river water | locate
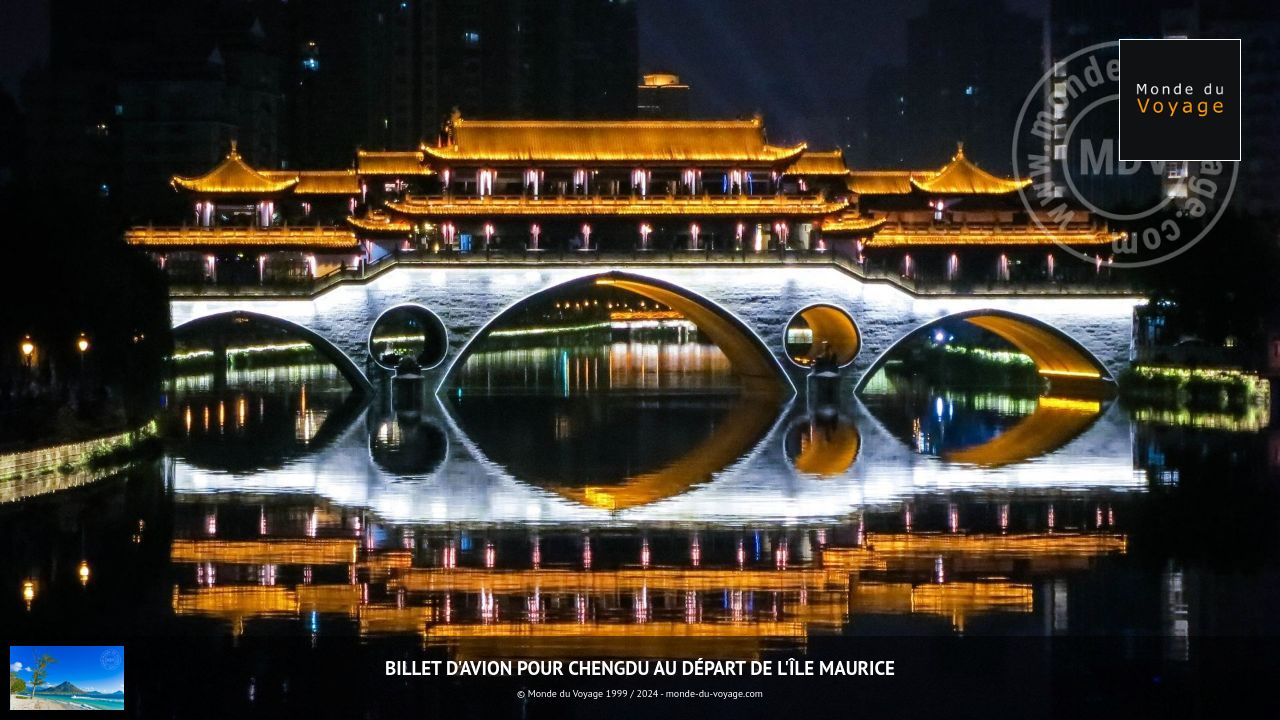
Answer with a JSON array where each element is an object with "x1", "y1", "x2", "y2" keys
[{"x1": 4, "y1": 328, "x2": 1278, "y2": 715}]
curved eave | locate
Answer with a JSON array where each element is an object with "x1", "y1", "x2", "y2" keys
[
  {"x1": 819, "y1": 216, "x2": 887, "y2": 234},
  {"x1": 908, "y1": 176, "x2": 1032, "y2": 195},
  {"x1": 172, "y1": 176, "x2": 300, "y2": 194},
  {"x1": 384, "y1": 195, "x2": 848, "y2": 218},
  {"x1": 419, "y1": 143, "x2": 808, "y2": 166},
  {"x1": 345, "y1": 215, "x2": 413, "y2": 233}
]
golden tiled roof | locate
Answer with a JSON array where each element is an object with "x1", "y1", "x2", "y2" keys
[
  {"x1": 356, "y1": 150, "x2": 430, "y2": 175},
  {"x1": 910, "y1": 144, "x2": 1031, "y2": 194},
  {"x1": 819, "y1": 211, "x2": 886, "y2": 234},
  {"x1": 263, "y1": 170, "x2": 361, "y2": 195},
  {"x1": 848, "y1": 145, "x2": 1032, "y2": 196},
  {"x1": 384, "y1": 194, "x2": 847, "y2": 217},
  {"x1": 786, "y1": 149, "x2": 850, "y2": 176},
  {"x1": 421, "y1": 114, "x2": 806, "y2": 164},
  {"x1": 346, "y1": 212, "x2": 413, "y2": 233},
  {"x1": 846, "y1": 170, "x2": 919, "y2": 195},
  {"x1": 172, "y1": 141, "x2": 298, "y2": 194},
  {"x1": 866, "y1": 226, "x2": 1119, "y2": 246},
  {"x1": 125, "y1": 226, "x2": 360, "y2": 248}
]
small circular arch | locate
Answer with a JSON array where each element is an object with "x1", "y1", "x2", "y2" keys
[
  {"x1": 368, "y1": 304, "x2": 449, "y2": 371},
  {"x1": 783, "y1": 303, "x2": 861, "y2": 369}
]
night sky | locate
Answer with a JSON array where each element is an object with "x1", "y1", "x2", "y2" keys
[
  {"x1": 638, "y1": 0, "x2": 1045, "y2": 146},
  {"x1": 0, "y1": 0, "x2": 1047, "y2": 147}
]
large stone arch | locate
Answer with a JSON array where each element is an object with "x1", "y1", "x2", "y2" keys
[
  {"x1": 854, "y1": 308, "x2": 1114, "y2": 395},
  {"x1": 438, "y1": 270, "x2": 795, "y2": 397},
  {"x1": 174, "y1": 310, "x2": 373, "y2": 393}
]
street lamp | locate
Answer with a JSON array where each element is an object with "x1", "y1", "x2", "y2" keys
[
  {"x1": 77, "y1": 333, "x2": 90, "y2": 375},
  {"x1": 20, "y1": 336, "x2": 35, "y2": 369},
  {"x1": 78, "y1": 560, "x2": 91, "y2": 587},
  {"x1": 22, "y1": 579, "x2": 35, "y2": 610}
]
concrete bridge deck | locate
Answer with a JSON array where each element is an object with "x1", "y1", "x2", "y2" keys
[{"x1": 168, "y1": 259, "x2": 1144, "y2": 396}]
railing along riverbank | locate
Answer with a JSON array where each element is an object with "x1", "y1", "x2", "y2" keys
[{"x1": 0, "y1": 421, "x2": 159, "y2": 503}]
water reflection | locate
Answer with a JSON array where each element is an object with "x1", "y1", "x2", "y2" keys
[
  {"x1": 861, "y1": 388, "x2": 1106, "y2": 467},
  {"x1": 448, "y1": 394, "x2": 778, "y2": 510},
  {"x1": 160, "y1": 495, "x2": 1135, "y2": 653},
  {"x1": 13, "y1": 318, "x2": 1277, "y2": 665},
  {"x1": 164, "y1": 366, "x2": 360, "y2": 473},
  {"x1": 451, "y1": 335, "x2": 739, "y2": 395}
]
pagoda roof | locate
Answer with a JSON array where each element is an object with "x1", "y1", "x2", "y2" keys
[
  {"x1": 172, "y1": 142, "x2": 299, "y2": 194},
  {"x1": 847, "y1": 144, "x2": 1033, "y2": 196},
  {"x1": 356, "y1": 150, "x2": 430, "y2": 175},
  {"x1": 263, "y1": 170, "x2": 361, "y2": 195},
  {"x1": 125, "y1": 226, "x2": 360, "y2": 249},
  {"x1": 421, "y1": 114, "x2": 806, "y2": 165},
  {"x1": 909, "y1": 144, "x2": 1031, "y2": 195},
  {"x1": 786, "y1": 149, "x2": 850, "y2": 177},
  {"x1": 384, "y1": 194, "x2": 847, "y2": 218}
]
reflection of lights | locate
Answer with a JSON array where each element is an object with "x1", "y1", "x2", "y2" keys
[
  {"x1": 485, "y1": 542, "x2": 496, "y2": 569},
  {"x1": 22, "y1": 579, "x2": 35, "y2": 609},
  {"x1": 78, "y1": 560, "x2": 91, "y2": 586},
  {"x1": 640, "y1": 538, "x2": 651, "y2": 568}
]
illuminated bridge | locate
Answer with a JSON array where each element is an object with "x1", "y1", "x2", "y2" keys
[{"x1": 167, "y1": 262, "x2": 1141, "y2": 397}]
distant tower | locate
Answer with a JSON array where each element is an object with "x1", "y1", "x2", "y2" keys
[{"x1": 637, "y1": 73, "x2": 691, "y2": 118}]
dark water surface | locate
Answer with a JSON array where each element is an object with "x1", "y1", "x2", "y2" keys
[{"x1": 5, "y1": 336, "x2": 1279, "y2": 717}]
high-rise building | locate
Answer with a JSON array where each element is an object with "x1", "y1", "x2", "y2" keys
[
  {"x1": 863, "y1": 0, "x2": 1041, "y2": 173},
  {"x1": 25, "y1": 0, "x2": 639, "y2": 215},
  {"x1": 286, "y1": 0, "x2": 639, "y2": 163}
]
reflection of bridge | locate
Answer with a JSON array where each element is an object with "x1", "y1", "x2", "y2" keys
[
  {"x1": 169, "y1": 263, "x2": 1141, "y2": 395},
  {"x1": 168, "y1": 396, "x2": 1142, "y2": 527}
]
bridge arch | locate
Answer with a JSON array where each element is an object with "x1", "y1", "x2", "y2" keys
[
  {"x1": 854, "y1": 308, "x2": 1113, "y2": 394},
  {"x1": 174, "y1": 310, "x2": 372, "y2": 393},
  {"x1": 439, "y1": 270, "x2": 795, "y2": 397}
]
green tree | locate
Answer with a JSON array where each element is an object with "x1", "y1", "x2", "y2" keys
[
  {"x1": 9, "y1": 671, "x2": 25, "y2": 694},
  {"x1": 29, "y1": 654, "x2": 55, "y2": 700}
]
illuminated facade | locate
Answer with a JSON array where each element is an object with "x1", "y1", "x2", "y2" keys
[{"x1": 127, "y1": 115, "x2": 1118, "y2": 288}]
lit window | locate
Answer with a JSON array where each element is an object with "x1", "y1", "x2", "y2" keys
[
  {"x1": 301, "y1": 57, "x2": 320, "y2": 71},
  {"x1": 964, "y1": 85, "x2": 975, "y2": 96},
  {"x1": 463, "y1": 31, "x2": 480, "y2": 47}
]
